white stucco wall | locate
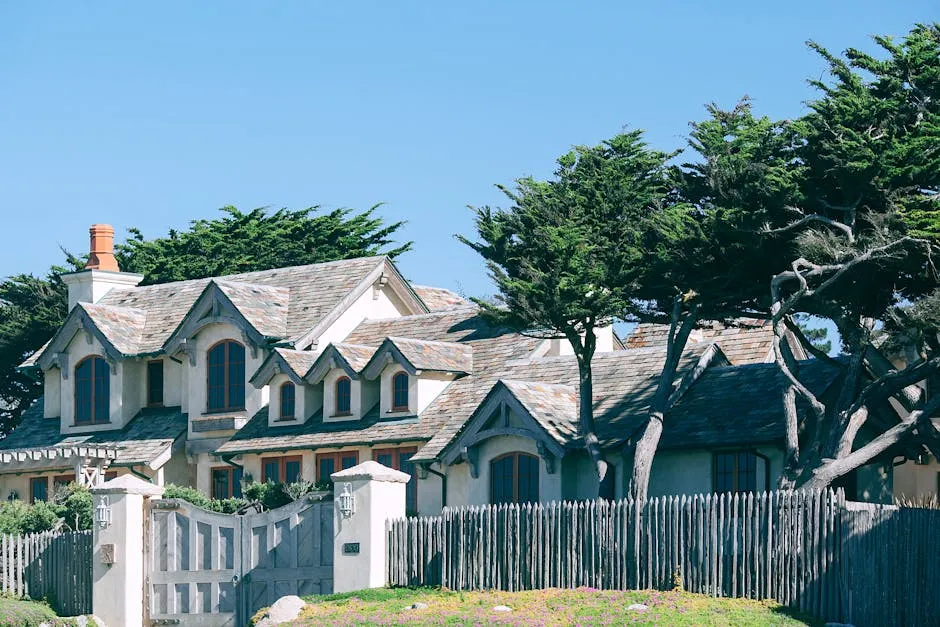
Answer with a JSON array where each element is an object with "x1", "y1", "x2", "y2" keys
[
  {"x1": 312, "y1": 285, "x2": 406, "y2": 350},
  {"x1": 379, "y1": 365, "x2": 415, "y2": 416},
  {"x1": 43, "y1": 369, "x2": 61, "y2": 418},
  {"x1": 267, "y1": 373, "x2": 309, "y2": 426},
  {"x1": 894, "y1": 457, "x2": 939, "y2": 499},
  {"x1": 323, "y1": 370, "x2": 364, "y2": 422},
  {"x1": 57, "y1": 332, "x2": 135, "y2": 433},
  {"x1": 546, "y1": 325, "x2": 616, "y2": 356}
]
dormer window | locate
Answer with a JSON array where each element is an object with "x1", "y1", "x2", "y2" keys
[
  {"x1": 207, "y1": 340, "x2": 245, "y2": 412},
  {"x1": 75, "y1": 356, "x2": 109, "y2": 425},
  {"x1": 279, "y1": 382, "x2": 296, "y2": 421},
  {"x1": 335, "y1": 377, "x2": 352, "y2": 416},
  {"x1": 391, "y1": 371, "x2": 409, "y2": 412}
]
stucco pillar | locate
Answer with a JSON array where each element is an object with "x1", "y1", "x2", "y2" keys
[
  {"x1": 331, "y1": 460, "x2": 409, "y2": 593},
  {"x1": 91, "y1": 475, "x2": 164, "y2": 627}
]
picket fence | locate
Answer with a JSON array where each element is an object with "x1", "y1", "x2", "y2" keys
[
  {"x1": 387, "y1": 489, "x2": 938, "y2": 626},
  {"x1": 0, "y1": 530, "x2": 93, "y2": 616}
]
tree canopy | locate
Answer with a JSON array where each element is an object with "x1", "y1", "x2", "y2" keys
[{"x1": 0, "y1": 205, "x2": 411, "y2": 434}]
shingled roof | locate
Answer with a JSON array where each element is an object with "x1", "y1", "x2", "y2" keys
[
  {"x1": 0, "y1": 402, "x2": 188, "y2": 468},
  {"x1": 362, "y1": 336, "x2": 473, "y2": 377},
  {"x1": 624, "y1": 319, "x2": 778, "y2": 365},
  {"x1": 410, "y1": 285, "x2": 470, "y2": 311},
  {"x1": 500, "y1": 380, "x2": 579, "y2": 444}
]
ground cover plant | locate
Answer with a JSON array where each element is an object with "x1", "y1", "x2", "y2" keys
[
  {"x1": 289, "y1": 587, "x2": 820, "y2": 626},
  {"x1": 0, "y1": 593, "x2": 77, "y2": 627}
]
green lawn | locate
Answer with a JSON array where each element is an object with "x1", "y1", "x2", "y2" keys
[
  {"x1": 290, "y1": 587, "x2": 821, "y2": 626},
  {"x1": 0, "y1": 595, "x2": 75, "y2": 627}
]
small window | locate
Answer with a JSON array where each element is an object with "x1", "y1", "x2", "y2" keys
[
  {"x1": 207, "y1": 340, "x2": 246, "y2": 412},
  {"x1": 278, "y1": 382, "x2": 296, "y2": 421},
  {"x1": 75, "y1": 356, "x2": 110, "y2": 425},
  {"x1": 490, "y1": 452, "x2": 539, "y2": 504},
  {"x1": 713, "y1": 451, "x2": 758, "y2": 494},
  {"x1": 261, "y1": 455, "x2": 303, "y2": 484},
  {"x1": 211, "y1": 467, "x2": 243, "y2": 499},
  {"x1": 30, "y1": 477, "x2": 49, "y2": 503},
  {"x1": 335, "y1": 377, "x2": 352, "y2": 415},
  {"x1": 373, "y1": 447, "x2": 418, "y2": 512},
  {"x1": 147, "y1": 360, "x2": 164, "y2": 406},
  {"x1": 391, "y1": 372, "x2": 409, "y2": 411},
  {"x1": 316, "y1": 451, "x2": 359, "y2": 483}
]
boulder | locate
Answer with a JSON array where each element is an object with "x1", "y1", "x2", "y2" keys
[
  {"x1": 403, "y1": 602, "x2": 429, "y2": 610},
  {"x1": 627, "y1": 603, "x2": 649, "y2": 611},
  {"x1": 255, "y1": 595, "x2": 307, "y2": 626},
  {"x1": 493, "y1": 605, "x2": 513, "y2": 612}
]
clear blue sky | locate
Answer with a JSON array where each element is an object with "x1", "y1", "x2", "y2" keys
[{"x1": 0, "y1": 2, "x2": 934, "y2": 297}]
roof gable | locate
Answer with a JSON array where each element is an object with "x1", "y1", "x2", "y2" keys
[
  {"x1": 250, "y1": 347, "x2": 320, "y2": 386},
  {"x1": 36, "y1": 303, "x2": 145, "y2": 370},
  {"x1": 305, "y1": 343, "x2": 378, "y2": 383},
  {"x1": 360, "y1": 336, "x2": 473, "y2": 378}
]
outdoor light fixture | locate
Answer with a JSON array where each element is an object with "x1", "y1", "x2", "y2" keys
[
  {"x1": 95, "y1": 495, "x2": 112, "y2": 529},
  {"x1": 338, "y1": 483, "x2": 356, "y2": 517}
]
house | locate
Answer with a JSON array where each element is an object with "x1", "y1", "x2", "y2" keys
[{"x1": 1, "y1": 224, "x2": 914, "y2": 511}]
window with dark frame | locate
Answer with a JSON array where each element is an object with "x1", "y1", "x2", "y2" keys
[
  {"x1": 260, "y1": 455, "x2": 302, "y2": 484},
  {"x1": 335, "y1": 377, "x2": 352, "y2": 415},
  {"x1": 30, "y1": 477, "x2": 48, "y2": 503},
  {"x1": 75, "y1": 356, "x2": 110, "y2": 425},
  {"x1": 373, "y1": 447, "x2": 418, "y2": 512},
  {"x1": 713, "y1": 451, "x2": 758, "y2": 494},
  {"x1": 147, "y1": 360, "x2": 164, "y2": 406},
  {"x1": 279, "y1": 382, "x2": 296, "y2": 420},
  {"x1": 316, "y1": 451, "x2": 359, "y2": 483},
  {"x1": 490, "y1": 452, "x2": 539, "y2": 504},
  {"x1": 206, "y1": 340, "x2": 246, "y2": 412},
  {"x1": 211, "y1": 466, "x2": 243, "y2": 499},
  {"x1": 391, "y1": 371, "x2": 409, "y2": 411}
]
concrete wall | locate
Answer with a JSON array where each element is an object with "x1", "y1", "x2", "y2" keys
[{"x1": 894, "y1": 456, "x2": 940, "y2": 499}]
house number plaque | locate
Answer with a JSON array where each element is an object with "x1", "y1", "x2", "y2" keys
[
  {"x1": 101, "y1": 543, "x2": 115, "y2": 565},
  {"x1": 343, "y1": 542, "x2": 360, "y2": 555}
]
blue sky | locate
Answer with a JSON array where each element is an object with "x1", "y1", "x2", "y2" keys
[{"x1": 0, "y1": 2, "x2": 934, "y2": 298}]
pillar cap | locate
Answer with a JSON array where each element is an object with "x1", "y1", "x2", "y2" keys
[
  {"x1": 90, "y1": 474, "x2": 165, "y2": 497},
  {"x1": 331, "y1": 460, "x2": 410, "y2": 484}
]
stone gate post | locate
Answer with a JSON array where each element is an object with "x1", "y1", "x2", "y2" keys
[
  {"x1": 331, "y1": 461, "x2": 409, "y2": 593},
  {"x1": 90, "y1": 475, "x2": 164, "y2": 627}
]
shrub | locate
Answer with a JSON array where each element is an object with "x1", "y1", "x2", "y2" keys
[
  {"x1": 54, "y1": 483, "x2": 92, "y2": 531},
  {"x1": 0, "y1": 594, "x2": 62, "y2": 626}
]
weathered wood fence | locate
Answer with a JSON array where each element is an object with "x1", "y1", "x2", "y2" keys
[
  {"x1": 0, "y1": 530, "x2": 93, "y2": 616},
  {"x1": 388, "y1": 489, "x2": 939, "y2": 626}
]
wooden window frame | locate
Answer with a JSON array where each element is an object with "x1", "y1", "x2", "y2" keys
[
  {"x1": 146, "y1": 360, "x2": 164, "y2": 407},
  {"x1": 206, "y1": 340, "x2": 246, "y2": 413},
  {"x1": 373, "y1": 447, "x2": 417, "y2": 511},
  {"x1": 261, "y1": 455, "x2": 303, "y2": 484},
  {"x1": 391, "y1": 371, "x2": 410, "y2": 412},
  {"x1": 334, "y1": 377, "x2": 352, "y2": 416},
  {"x1": 278, "y1": 381, "x2": 296, "y2": 421},
  {"x1": 712, "y1": 451, "x2": 759, "y2": 494},
  {"x1": 210, "y1": 466, "x2": 242, "y2": 499},
  {"x1": 30, "y1": 477, "x2": 49, "y2": 503},
  {"x1": 316, "y1": 451, "x2": 360, "y2": 482},
  {"x1": 489, "y1": 452, "x2": 540, "y2": 505},
  {"x1": 74, "y1": 355, "x2": 110, "y2": 425}
]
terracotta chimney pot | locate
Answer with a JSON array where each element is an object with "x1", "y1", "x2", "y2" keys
[{"x1": 87, "y1": 224, "x2": 119, "y2": 272}]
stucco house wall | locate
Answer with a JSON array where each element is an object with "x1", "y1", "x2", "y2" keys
[{"x1": 894, "y1": 457, "x2": 939, "y2": 499}]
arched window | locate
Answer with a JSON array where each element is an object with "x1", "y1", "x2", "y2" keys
[
  {"x1": 279, "y1": 382, "x2": 296, "y2": 421},
  {"x1": 75, "y1": 356, "x2": 110, "y2": 424},
  {"x1": 490, "y1": 452, "x2": 539, "y2": 504},
  {"x1": 335, "y1": 377, "x2": 351, "y2": 415},
  {"x1": 391, "y1": 371, "x2": 409, "y2": 411},
  {"x1": 206, "y1": 340, "x2": 245, "y2": 412}
]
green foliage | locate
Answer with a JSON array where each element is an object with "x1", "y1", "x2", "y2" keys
[
  {"x1": 53, "y1": 483, "x2": 93, "y2": 532},
  {"x1": 162, "y1": 483, "x2": 249, "y2": 514},
  {"x1": 0, "y1": 594, "x2": 65, "y2": 627},
  {"x1": 0, "y1": 500, "x2": 60, "y2": 536},
  {"x1": 0, "y1": 205, "x2": 411, "y2": 436},
  {"x1": 793, "y1": 315, "x2": 832, "y2": 355},
  {"x1": 163, "y1": 480, "x2": 323, "y2": 514}
]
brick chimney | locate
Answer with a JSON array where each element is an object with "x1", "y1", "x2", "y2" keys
[
  {"x1": 86, "y1": 224, "x2": 119, "y2": 272},
  {"x1": 61, "y1": 224, "x2": 143, "y2": 310}
]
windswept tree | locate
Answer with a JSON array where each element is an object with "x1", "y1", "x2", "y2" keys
[
  {"x1": 0, "y1": 205, "x2": 412, "y2": 434},
  {"x1": 460, "y1": 131, "x2": 677, "y2": 482},
  {"x1": 768, "y1": 23, "x2": 940, "y2": 489}
]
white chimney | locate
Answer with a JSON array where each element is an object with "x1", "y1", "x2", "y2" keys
[{"x1": 60, "y1": 224, "x2": 143, "y2": 310}]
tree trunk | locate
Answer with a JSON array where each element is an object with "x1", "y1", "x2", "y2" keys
[{"x1": 570, "y1": 324, "x2": 607, "y2": 481}]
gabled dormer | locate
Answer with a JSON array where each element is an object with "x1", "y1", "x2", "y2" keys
[
  {"x1": 250, "y1": 348, "x2": 320, "y2": 426},
  {"x1": 305, "y1": 343, "x2": 377, "y2": 422},
  {"x1": 360, "y1": 336, "x2": 472, "y2": 417}
]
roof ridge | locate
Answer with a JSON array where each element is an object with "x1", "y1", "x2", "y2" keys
[
  {"x1": 358, "y1": 305, "x2": 480, "y2": 325},
  {"x1": 386, "y1": 335, "x2": 469, "y2": 347}
]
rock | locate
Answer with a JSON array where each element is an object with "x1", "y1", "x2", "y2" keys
[
  {"x1": 627, "y1": 603, "x2": 649, "y2": 611},
  {"x1": 257, "y1": 595, "x2": 306, "y2": 626},
  {"x1": 409, "y1": 602, "x2": 429, "y2": 609},
  {"x1": 493, "y1": 605, "x2": 513, "y2": 612}
]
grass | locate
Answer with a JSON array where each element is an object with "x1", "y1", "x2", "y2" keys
[
  {"x1": 0, "y1": 594, "x2": 76, "y2": 627},
  {"x1": 287, "y1": 587, "x2": 821, "y2": 626}
]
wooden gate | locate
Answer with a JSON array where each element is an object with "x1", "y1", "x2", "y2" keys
[{"x1": 147, "y1": 494, "x2": 333, "y2": 626}]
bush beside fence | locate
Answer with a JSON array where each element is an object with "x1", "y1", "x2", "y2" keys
[
  {"x1": 0, "y1": 530, "x2": 92, "y2": 616},
  {"x1": 388, "y1": 489, "x2": 938, "y2": 627}
]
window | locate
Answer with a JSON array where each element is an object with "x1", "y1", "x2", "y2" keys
[
  {"x1": 391, "y1": 372, "x2": 409, "y2": 411},
  {"x1": 279, "y1": 382, "x2": 296, "y2": 421},
  {"x1": 207, "y1": 340, "x2": 246, "y2": 412},
  {"x1": 373, "y1": 447, "x2": 417, "y2": 512},
  {"x1": 490, "y1": 452, "x2": 539, "y2": 504},
  {"x1": 147, "y1": 360, "x2": 164, "y2": 406},
  {"x1": 53, "y1": 474, "x2": 75, "y2": 493},
  {"x1": 75, "y1": 356, "x2": 110, "y2": 424},
  {"x1": 211, "y1": 466, "x2": 243, "y2": 499},
  {"x1": 713, "y1": 452, "x2": 758, "y2": 494},
  {"x1": 334, "y1": 377, "x2": 352, "y2": 415},
  {"x1": 261, "y1": 455, "x2": 302, "y2": 484},
  {"x1": 30, "y1": 477, "x2": 48, "y2": 503},
  {"x1": 316, "y1": 451, "x2": 359, "y2": 483}
]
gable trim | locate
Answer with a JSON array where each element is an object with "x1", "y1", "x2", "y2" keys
[
  {"x1": 305, "y1": 345, "x2": 363, "y2": 384},
  {"x1": 36, "y1": 305, "x2": 124, "y2": 371},
  {"x1": 163, "y1": 281, "x2": 268, "y2": 357}
]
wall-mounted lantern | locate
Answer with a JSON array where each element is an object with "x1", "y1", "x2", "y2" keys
[
  {"x1": 338, "y1": 483, "x2": 356, "y2": 517},
  {"x1": 95, "y1": 495, "x2": 112, "y2": 529}
]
